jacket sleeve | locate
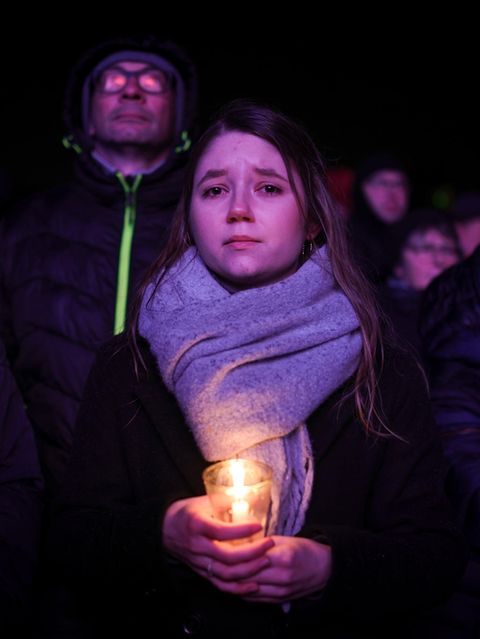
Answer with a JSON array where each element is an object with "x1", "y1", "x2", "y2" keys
[
  {"x1": 0, "y1": 341, "x2": 43, "y2": 618},
  {"x1": 429, "y1": 362, "x2": 480, "y2": 552},
  {"x1": 419, "y1": 250, "x2": 480, "y2": 553},
  {"x1": 298, "y1": 350, "x2": 467, "y2": 620},
  {"x1": 47, "y1": 338, "x2": 189, "y2": 593}
]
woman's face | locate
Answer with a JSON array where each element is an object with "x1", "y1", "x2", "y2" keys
[
  {"x1": 190, "y1": 131, "x2": 314, "y2": 291},
  {"x1": 395, "y1": 228, "x2": 460, "y2": 290}
]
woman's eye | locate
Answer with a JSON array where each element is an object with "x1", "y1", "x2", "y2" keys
[
  {"x1": 260, "y1": 184, "x2": 282, "y2": 195},
  {"x1": 202, "y1": 186, "x2": 224, "y2": 198}
]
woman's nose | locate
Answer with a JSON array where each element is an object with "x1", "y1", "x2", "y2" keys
[{"x1": 227, "y1": 193, "x2": 254, "y2": 223}]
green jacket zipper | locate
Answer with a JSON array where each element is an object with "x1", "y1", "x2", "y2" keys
[{"x1": 113, "y1": 173, "x2": 143, "y2": 335}]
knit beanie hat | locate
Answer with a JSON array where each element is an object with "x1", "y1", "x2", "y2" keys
[{"x1": 356, "y1": 151, "x2": 407, "y2": 184}]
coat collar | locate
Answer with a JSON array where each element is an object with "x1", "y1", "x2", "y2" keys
[
  {"x1": 134, "y1": 365, "x2": 207, "y2": 496},
  {"x1": 307, "y1": 379, "x2": 359, "y2": 460}
]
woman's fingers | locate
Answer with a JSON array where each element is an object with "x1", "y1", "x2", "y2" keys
[
  {"x1": 210, "y1": 535, "x2": 274, "y2": 563},
  {"x1": 172, "y1": 495, "x2": 264, "y2": 543},
  {"x1": 240, "y1": 536, "x2": 332, "y2": 603},
  {"x1": 205, "y1": 548, "x2": 271, "y2": 582},
  {"x1": 194, "y1": 515, "x2": 264, "y2": 542},
  {"x1": 163, "y1": 495, "x2": 275, "y2": 590},
  {"x1": 194, "y1": 537, "x2": 274, "y2": 587}
]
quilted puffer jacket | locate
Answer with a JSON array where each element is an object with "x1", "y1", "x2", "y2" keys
[
  {"x1": 419, "y1": 246, "x2": 480, "y2": 551},
  {"x1": 0, "y1": 35, "x2": 198, "y2": 497}
]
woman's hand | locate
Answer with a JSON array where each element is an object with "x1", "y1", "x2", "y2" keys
[
  {"x1": 242, "y1": 535, "x2": 332, "y2": 603},
  {"x1": 162, "y1": 496, "x2": 275, "y2": 596}
]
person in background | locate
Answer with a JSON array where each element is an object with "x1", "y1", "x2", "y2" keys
[
  {"x1": 0, "y1": 339, "x2": 43, "y2": 635},
  {"x1": 449, "y1": 191, "x2": 480, "y2": 258},
  {"x1": 349, "y1": 151, "x2": 410, "y2": 284},
  {"x1": 47, "y1": 100, "x2": 466, "y2": 639},
  {"x1": 419, "y1": 244, "x2": 480, "y2": 638},
  {"x1": 0, "y1": 35, "x2": 198, "y2": 499},
  {"x1": 379, "y1": 208, "x2": 461, "y2": 359}
]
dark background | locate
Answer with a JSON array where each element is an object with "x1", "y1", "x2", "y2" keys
[{"x1": 1, "y1": 18, "x2": 478, "y2": 207}]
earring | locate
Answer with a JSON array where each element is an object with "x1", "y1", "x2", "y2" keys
[{"x1": 302, "y1": 240, "x2": 314, "y2": 257}]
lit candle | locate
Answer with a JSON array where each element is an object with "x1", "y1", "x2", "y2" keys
[
  {"x1": 230, "y1": 459, "x2": 250, "y2": 523},
  {"x1": 231, "y1": 498, "x2": 249, "y2": 522},
  {"x1": 203, "y1": 458, "x2": 272, "y2": 536}
]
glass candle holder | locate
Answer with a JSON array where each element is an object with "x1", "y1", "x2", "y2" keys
[{"x1": 202, "y1": 458, "x2": 272, "y2": 540}]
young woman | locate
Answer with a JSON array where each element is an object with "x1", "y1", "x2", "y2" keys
[{"x1": 48, "y1": 100, "x2": 466, "y2": 638}]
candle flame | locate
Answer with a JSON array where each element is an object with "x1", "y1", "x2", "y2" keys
[
  {"x1": 230, "y1": 459, "x2": 247, "y2": 499},
  {"x1": 231, "y1": 459, "x2": 244, "y2": 488},
  {"x1": 230, "y1": 460, "x2": 249, "y2": 523}
]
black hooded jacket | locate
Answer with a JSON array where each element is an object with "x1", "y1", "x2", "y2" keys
[
  {"x1": 0, "y1": 36, "x2": 198, "y2": 498},
  {"x1": 419, "y1": 246, "x2": 480, "y2": 551}
]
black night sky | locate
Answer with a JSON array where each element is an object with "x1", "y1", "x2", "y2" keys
[{"x1": 2, "y1": 17, "x2": 478, "y2": 207}]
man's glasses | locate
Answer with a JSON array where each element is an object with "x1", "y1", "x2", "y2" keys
[
  {"x1": 95, "y1": 67, "x2": 171, "y2": 95},
  {"x1": 405, "y1": 242, "x2": 459, "y2": 258}
]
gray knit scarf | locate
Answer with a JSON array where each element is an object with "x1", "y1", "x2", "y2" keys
[{"x1": 139, "y1": 246, "x2": 362, "y2": 535}]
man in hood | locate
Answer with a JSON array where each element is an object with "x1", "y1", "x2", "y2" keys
[
  {"x1": 349, "y1": 151, "x2": 411, "y2": 284},
  {"x1": 0, "y1": 36, "x2": 198, "y2": 498}
]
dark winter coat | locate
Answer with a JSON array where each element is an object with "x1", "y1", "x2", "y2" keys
[
  {"x1": 0, "y1": 36, "x2": 198, "y2": 497},
  {"x1": 46, "y1": 335, "x2": 466, "y2": 639},
  {"x1": 378, "y1": 279, "x2": 424, "y2": 361},
  {"x1": 419, "y1": 247, "x2": 480, "y2": 636},
  {"x1": 0, "y1": 339, "x2": 43, "y2": 632},
  {"x1": 420, "y1": 246, "x2": 480, "y2": 550}
]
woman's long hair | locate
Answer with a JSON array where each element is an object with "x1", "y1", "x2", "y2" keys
[{"x1": 129, "y1": 99, "x2": 387, "y2": 435}]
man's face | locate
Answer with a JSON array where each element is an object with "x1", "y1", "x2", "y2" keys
[
  {"x1": 362, "y1": 170, "x2": 409, "y2": 224},
  {"x1": 88, "y1": 61, "x2": 176, "y2": 151}
]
